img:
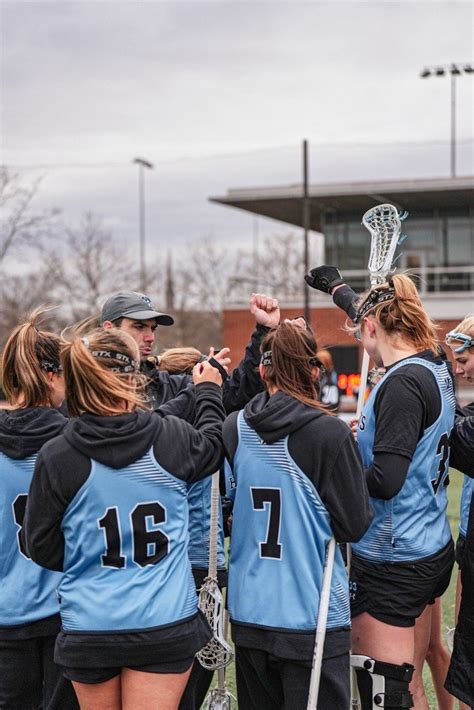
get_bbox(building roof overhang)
[210,176,474,231]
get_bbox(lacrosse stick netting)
[355,203,406,418]
[204,611,237,710]
[196,471,234,671]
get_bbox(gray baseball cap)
[101,291,174,326]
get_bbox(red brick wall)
[223,306,461,369]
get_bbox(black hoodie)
[224,390,372,543]
[24,382,226,572]
[0,407,67,459]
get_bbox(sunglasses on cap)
[445,331,474,353]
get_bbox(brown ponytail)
[61,328,146,417]
[1,308,61,407]
[260,322,327,411]
[351,274,439,352]
[158,347,203,374]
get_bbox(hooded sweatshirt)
[23,382,224,667]
[0,406,67,640]
[223,391,372,661]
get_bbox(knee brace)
[351,655,414,709]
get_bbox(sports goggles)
[445,331,474,353]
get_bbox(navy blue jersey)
[0,452,61,627]
[187,477,225,571]
[58,448,197,632]
[354,357,455,562]
[226,412,350,632]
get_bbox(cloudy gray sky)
[1,0,473,265]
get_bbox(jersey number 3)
[251,487,282,560]
[98,502,169,568]
[432,433,450,494]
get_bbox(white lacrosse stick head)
[196,579,234,671]
[362,204,403,285]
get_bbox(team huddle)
[0,270,473,710]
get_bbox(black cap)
[101,292,174,326]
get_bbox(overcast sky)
[1,0,473,267]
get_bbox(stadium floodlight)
[419,62,474,177]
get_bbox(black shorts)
[62,656,195,684]
[350,539,454,627]
[455,534,466,570]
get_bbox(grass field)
[208,469,464,709]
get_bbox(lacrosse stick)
[355,204,407,418]
[196,471,234,671]
[307,536,337,710]
[205,611,237,710]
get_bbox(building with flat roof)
[211,176,474,405]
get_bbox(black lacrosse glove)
[304,265,345,294]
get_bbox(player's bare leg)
[72,676,121,710]
[121,666,193,710]
[425,597,454,709]
[411,606,431,709]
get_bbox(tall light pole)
[302,139,311,324]
[133,157,154,292]
[420,62,473,178]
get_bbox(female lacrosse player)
[24,327,226,710]
[444,317,474,709]
[348,274,456,710]
[0,311,78,709]
[223,321,372,710]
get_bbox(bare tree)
[0,168,59,266]
[0,268,62,346]
[48,212,137,321]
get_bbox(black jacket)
[143,325,267,418]
[450,402,474,477]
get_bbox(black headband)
[354,286,396,324]
[261,350,324,370]
[89,348,139,373]
[40,360,62,374]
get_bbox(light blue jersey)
[459,475,474,538]
[0,452,61,626]
[187,477,226,571]
[354,357,455,562]
[58,449,197,632]
[226,412,350,632]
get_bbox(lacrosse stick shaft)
[208,471,220,579]
[355,350,370,420]
[217,611,230,690]
[307,537,336,710]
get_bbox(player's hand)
[250,293,280,328]
[284,317,307,329]
[349,418,359,440]
[193,360,224,386]
[305,266,344,294]
[207,346,230,381]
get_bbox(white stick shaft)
[208,471,220,580]
[307,537,336,710]
[356,350,370,420]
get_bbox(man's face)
[105,317,158,359]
